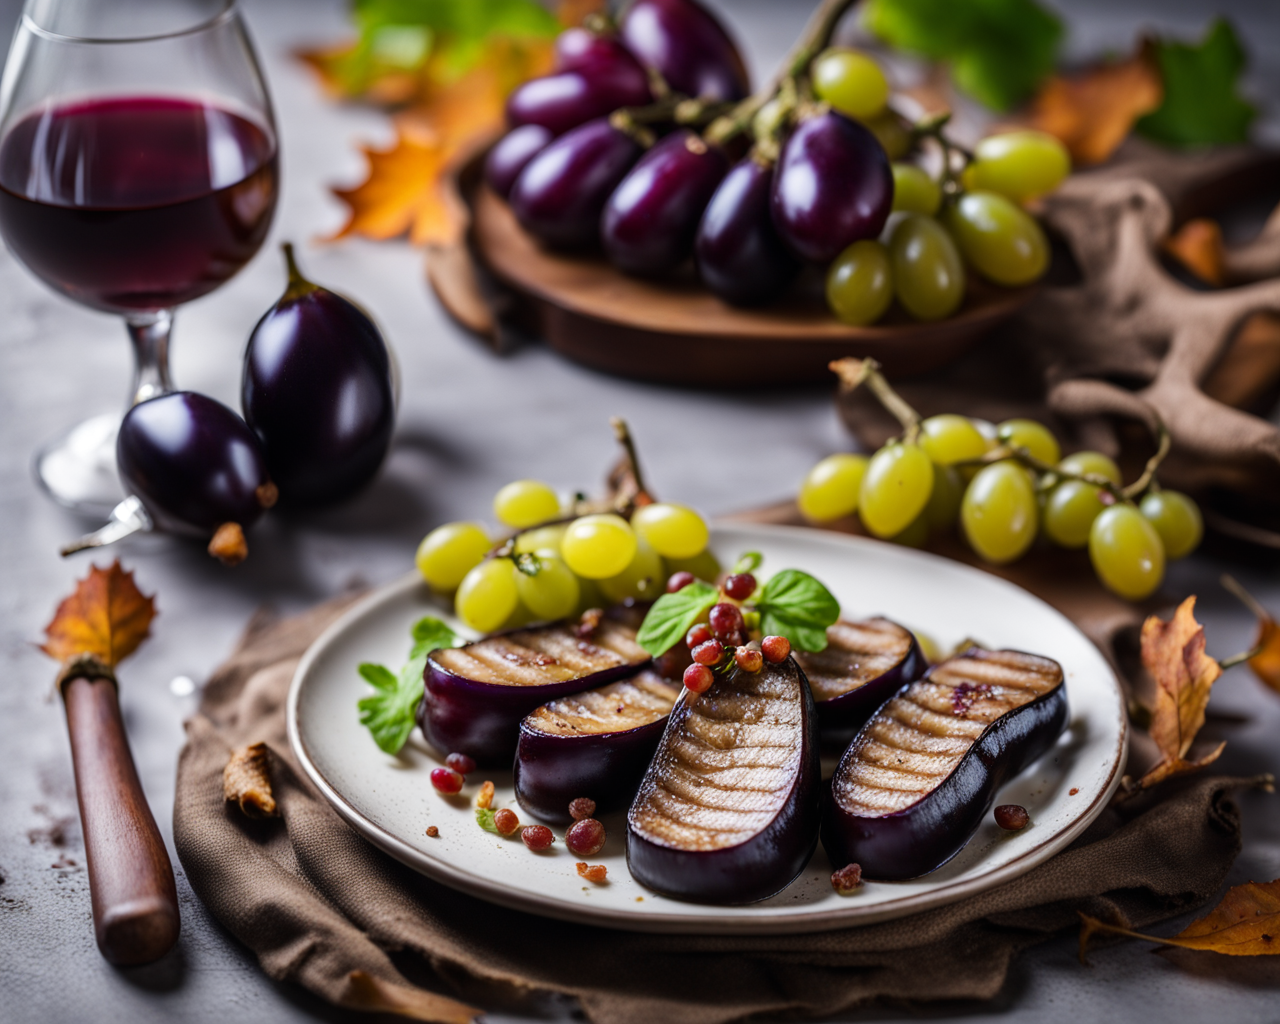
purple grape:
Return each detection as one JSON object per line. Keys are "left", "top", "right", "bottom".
{"left": 485, "top": 124, "right": 552, "bottom": 198}
{"left": 242, "top": 245, "right": 395, "bottom": 507}
{"left": 117, "top": 391, "right": 273, "bottom": 537}
{"left": 506, "top": 66, "right": 650, "bottom": 138}
{"left": 696, "top": 156, "right": 800, "bottom": 306}
{"left": 771, "top": 111, "right": 893, "bottom": 263}
{"left": 620, "top": 0, "right": 750, "bottom": 102}
{"left": 509, "top": 118, "right": 642, "bottom": 250}
{"left": 601, "top": 129, "right": 728, "bottom": 277}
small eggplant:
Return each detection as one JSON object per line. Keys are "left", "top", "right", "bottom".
{"left": 822, "top": 647, "right": 1067, "bottom": 881}
{"left": 626, "top": 656, "right": 820, "bottom": 904}
{"left": 794, "top": 618, "right": 927, "bottom": 743}
{"left": 418, "top": 619, "right": 650, "bottom": 766}
{"left": 515, "top": 668, "right": 681, "bottom": 824}
{"left": 242, "top": 244, "right": 395, "bottom": 508}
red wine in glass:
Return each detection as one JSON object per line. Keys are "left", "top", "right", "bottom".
{"left": 0, "top": 97, "right": 277, "bottom": 313}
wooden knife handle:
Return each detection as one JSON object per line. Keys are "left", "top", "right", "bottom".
{"left": 63, "top": 675, "right": 180, "bottom": 966}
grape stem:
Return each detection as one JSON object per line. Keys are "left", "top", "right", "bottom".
{"left": 829, "top": 357, "right": 922, "bottom": 445}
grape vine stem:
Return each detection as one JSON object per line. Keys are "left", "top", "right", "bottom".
{"left": 830, "top": 357, "right": 922, "bottom": 445}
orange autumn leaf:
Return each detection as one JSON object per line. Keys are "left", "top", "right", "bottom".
{"left": 556, "top": 0, "right": 606, "bottom": 27}
{"left": 1136, "top": 596, "right": 1225, "bottom": 790}
{"left": 40, "top": 561, "right": 156, "bottom": 669}
{"left": 1080, "top": 878, "right": 1280, "bottom": 960}
{"left": 1027, "top": 44, "right": 1163, "bottom": 165}
{"left": 1164, "top": 218, "right": 1226, "bottom": 286}
{"left": 1248, "top": 617, "right": 1280, "bottom": 695}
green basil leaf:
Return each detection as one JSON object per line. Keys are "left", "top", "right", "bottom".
{"left": 756, "top": 569, "right": 840, "bottom": 653}
{"left": 475, "top": 808, "right": 499, "bottom": 834}
{"left": 358, "top": 616, "right": 459, "bottom": 755}
{"left": 635, "top": 581, "right": 718, "bottom": 657}
{"left": 409, "top": 615, "right": 463, "bottom": 659}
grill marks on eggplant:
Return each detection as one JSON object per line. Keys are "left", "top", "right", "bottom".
{"left": 525, "top": 670, "right": 681, "bottom": 737}
{"left": 834, "top": 649, "right": 1063, "bottom": 817}
{"left": 431, "top": 621, "right": 648, "bottom": 686}
{"left": 796, "top": 618, "right": 917, "bottom": 703}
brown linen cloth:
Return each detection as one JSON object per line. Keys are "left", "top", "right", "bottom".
{"left": 175, "top": 590, "right": 1257, "bottom": 1024}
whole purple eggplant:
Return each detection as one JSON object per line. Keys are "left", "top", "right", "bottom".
{"left": 241, "top": 245, "right": 394, "bottom": 508}
{"left": 822, "top": 648, "right": 1067, "bottom": 880}
{"left": 509, "top": 118, "right": 643, "bottom": 250}
{"left": 695, "top": 155, "right": 800, "bottom": 306}
{"left": 485, "top": 124, "right": 553, "bottom": 199}
{"left": 627, "top": 655, "right": 820, "bottom": 904}
{"left": 620, "top": 0, "right": 750, "bottom": 102}
{"left": 505, "top": 66, "right": 650, "bottom": 138}
{"left": 771, "top": 111, "right": 893, "bottom": 263}
{"left": 418, "top": 619, "right": 651, "bottom": 766}
{"left": 515, "top": 669, "right": 681, "bottom": 823}
{"left": 601, "top": 129, "right": 729, "bottom": 276}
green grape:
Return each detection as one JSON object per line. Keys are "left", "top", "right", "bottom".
{"left": 630, "top": 502, "right": 709, "bottom": 559}
{"left": 943, "top": 191, "right": 1049, "bottom": 287}
{"left": 663, "top": 549, "right": 722, "bottom": 584}
{"left": 997, "top": 418, "right": 1060, "bottom": 465}
{"left": 1140, "top": 490, "right": 1203, "bottom": 560}
{"left": 888, "top": 214, "right": 964, "bottom": 321}
{"left": 826, "top": 240, "right": 893, "bottom": 325}
{"left": 811, "top": 47, "right": 889, "bottom": 120}
{"left": 920, "top": 414, "right": 988, "bottom": 466}
{"left": 960, "top": 461, "right": 1038, "bottom": 564}
{"left": 455, "top": 558, "right": 519, "bottom": 633}
{"left": 493, "top": 479, "right": 560, "bottom": 528}
{"left": 561, "top": 513, "right": 637, "bottom": 578}
{"left": 1058, "top": 451, "right": 1122, "bottom": 487}
{"left": 600, "top": 535, "right": 664, "bottom": 603}
{"left": 513, "top": 523, "right": 568, "bottom": 555}
{"left": 962, "top": 131, "right": 1070, "bottom": 203}
{"left": 798, "top": 453, "right": 868, "bottom": 522}
{"left": 416, "top": 521, "right": 490, "bottom": 591}
{"left": 1090, "top": 504, "right": 1165, "bottom": 600}
{"left": 925, "top": 464, "right": 964, "bottom": 531}
{"left": 862, "top": 111, "right": 910, "bottom": 160}
{"left": 1043, "top": 479, "right": 1106, "bottom": 549}
{"left": 859, "top": 442, "right": 934, "bottom": 538}
{"left": 515, "top": 550, "right": 580, "bottom": 622}
{"left": 891, "top": 163, "right": 941, "bottom": 215}
{"left": 891, "top": 510, "right": 930, "bottom": 548}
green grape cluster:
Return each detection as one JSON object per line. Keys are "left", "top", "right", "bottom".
{"left": 415, "top": 479, "right": 717, "bottom": 633}
{"left": 799, "top": 414, "right": 1203, "bottom": 602}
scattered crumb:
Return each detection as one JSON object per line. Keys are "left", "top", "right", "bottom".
{"left": 425, "top": 826, "right": 438, "bottom": 837}
{"left": 576, "top": 862, "right": 608, "bottom": 883}
{"left": 475, "top": 781, "right": 495, "bottom": 809}
{"left": 831, "top": 863, "right": 863, "bottom": 895}
{"left": 635, "top": 897, "right": 644, "bottom": 902}
{"left": 1069, "top": 787, "right": 1079, "bottom": 796}
{"left": 223, "top": 743, "right": 278, "bottom": 818}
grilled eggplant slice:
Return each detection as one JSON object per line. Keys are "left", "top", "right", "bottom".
{"left": 626, "top": 656, "right": 820, "bottom": 904}
{"left": 795, "top": 617, "right": 927, "bottom": 742}
{"left": 418, "top": 620, "right": 650, "bottom": 765}
{"left": 822, "top": 647, "right": 1067, "bottom": 880}
{"left": 514, "top": 669, "right": 682, "bottom": 823}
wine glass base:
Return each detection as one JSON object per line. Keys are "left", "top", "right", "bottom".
{"left": 34, "top": 412, "right": 126, "bottom": 517}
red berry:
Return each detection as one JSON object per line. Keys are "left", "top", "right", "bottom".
{"left": 683, "top": 663, "right": 714, "bottom": 693}
{"left": 493, "top": 808, "right": 521, "bottom": 835}
{"left": 723, "top": 573, "right": 756, "bottom": 601}
{"left": 667, "top": 570, "right": 696, "bottom": 593}
{"left": 430, "top": 767, "right": 464, "bottom": 794}
{"left": 709, "top": 602, "right": 745, "bottom": 641}
{"left": 565, "top": 817, "right": 606, "bottom": 856}
{"left": 685, "top": 622, "right": 713, "bottom": 648}
{"left": 994, "top": 804, "right": 1030, "bottom": 831}
{"left": 735, "top": 647, "right": 763, "bottom": 673}
{"left": 568, "top": 797, "right": 596, "bottom": 821}
{"left": 521, "top": 824, "right": 554, "bottom": 850}
{"left": 692, "top": 639, "right": 724, "bottom": 665}
{"left": 761, "top": 635, "right": 791, "bottom": 663}
{"left": 445, "top": 752, "right": 476, "bottom": 775}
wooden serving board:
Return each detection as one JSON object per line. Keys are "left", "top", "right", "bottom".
{"left": 431, "top": 156, "right": 1036, "bottom": 387}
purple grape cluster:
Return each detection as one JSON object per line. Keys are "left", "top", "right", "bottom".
{"left": 485, "top": 0, "right": 894, "bottom": 306}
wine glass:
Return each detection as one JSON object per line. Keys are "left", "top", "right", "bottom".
{"left": 0, "top": 0, "right": 279, "bottom": 515}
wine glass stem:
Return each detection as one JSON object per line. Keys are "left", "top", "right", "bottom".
{"left": 127, "top": 310, "right": 175, "bottom": 406}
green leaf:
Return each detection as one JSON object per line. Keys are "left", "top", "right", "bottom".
{"left": 1137, "top": 19, "right": 1256, "bottom": 147}
{"left": 354, "top": 0, "right": 560, "bottom": 40}
{"left": 756, "top": 569, "right": 840, "bottom": 653}
{"left": 636, "top": 581, "right": 718, "bottom": 657}
{"left": 863, "top": 0, "right": 1062, "bottom": 111}
{"left": 733, "top": 551, "right": 763, "bottom": 574}
{"left": 409, "top": 616, "right": 463, "bottom": 659}
{"left": 475, "top": 807, "right": 499, "bottom": 833}
{"left": 358, "top": 617, "right": 461, "bottom": 755}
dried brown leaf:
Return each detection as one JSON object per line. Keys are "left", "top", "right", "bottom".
{"left": 1248, "top": 617, "right": 1280, "bottom": 695}
{"left": 1164, "top": 218, "right": 1226, "bottom": 286}
{"left": 1136, "top": 596, "right": 1224, "bottom": 789}
{"left": 1027, "top": 44, "right": 1163, "bottom": 165}
{"left": 1080, "top": 878, "right": 1280, "bottom": 960}
{"left": 40, "top": 561, "right": 156, "bottom": 669}
{"left": 342, "top": 970, "right": 479, "bottom": 1024}
{"left": 223, "top": 743, "right": 278, "bottom": 819}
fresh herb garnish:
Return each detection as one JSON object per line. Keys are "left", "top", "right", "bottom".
{"left": 636, "top": 581, "right": 718, "bottom": 657}
{"left": 756, "top": 569, "right": 840, "bottom": 653}
{"left": 358, "top": 615, "right": 463, "bottom": 754}
{"left": 475, "top": 807, "right": 499, "bottom": 834}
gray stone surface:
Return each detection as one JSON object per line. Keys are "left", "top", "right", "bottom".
{"left": 1, "top": 1, "right": 1278, "bottom": 1021}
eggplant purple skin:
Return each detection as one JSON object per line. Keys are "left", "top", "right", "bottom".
{"left": 821, "top": 674, "right": 1068, "bottom": 881}
{"left": 505, "top": 68, "right": 650, "bottom": 138}
{"left": 626, "top": 658, "right": 821, "bottom": 904}
{"left": 484, "top": 124, "right": 552, "bottom": 199}
{"left": 514, "top": 712, "right": 667, "bottom": 824}
{"left": 813, "top": 633, "right": 928, "bottom": 745}
{"left": 619, "top": 0, "right": 750, "bottom": 102}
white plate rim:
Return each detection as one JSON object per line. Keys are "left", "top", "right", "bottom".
{"left": 288, "top": 523, "right": 1128, "bottom": 935}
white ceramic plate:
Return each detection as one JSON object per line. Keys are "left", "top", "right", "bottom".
{"left": 288, "top": 524, "right": 1127, "bottom": 935}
